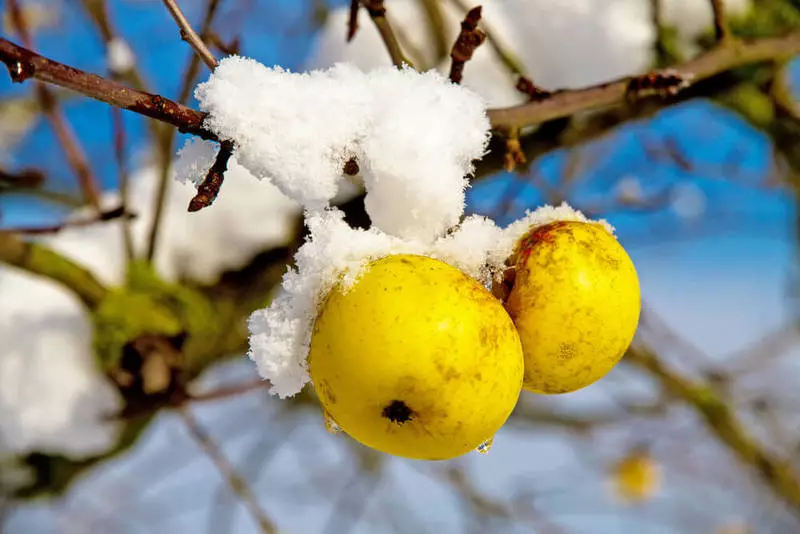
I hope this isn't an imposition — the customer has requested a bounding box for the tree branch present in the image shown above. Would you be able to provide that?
[626,346,800,515]
[0,231,108,309]
[0,37,214,139]
[360,0,415,68]
[188,140,233,212]
[7,0,102,211]
[148,0,222,256]
[161,0,219,69]
[487,35,800,129]
[180,407,277,534]
[448,6,486,84]
[710,0,731,44]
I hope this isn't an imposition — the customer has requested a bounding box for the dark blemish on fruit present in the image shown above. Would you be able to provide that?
[558,343,576,361]
[319,380,337,404]
[382,400,414,424]
[435,360,462,381]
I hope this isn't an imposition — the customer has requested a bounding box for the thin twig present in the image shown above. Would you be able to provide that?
[111,106,134,260]
[360,0,415,68]
[0,231,107,308]
[189,378,269,403]
[161,0,219,69]
[448,6,486,84]
[179,407,277,534]
[4,32,800,151]
[487,34,800,128]
[149,0,222,260]
[710,0,731,44]
[188,140,233,212]
[448,0,528,78]
[7,0,102,211]
[625,345,800,515]
[347,0,360,42]
[8,206,134,235]
[0,167,44,189]
[0,37,213,138]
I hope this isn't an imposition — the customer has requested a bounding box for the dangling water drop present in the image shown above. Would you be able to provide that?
[475,436,494,455]
[323,409,341,434]
[7,61,34,83]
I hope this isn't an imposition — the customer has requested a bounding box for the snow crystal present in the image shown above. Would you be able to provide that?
[195,58,490,242]
[306,0,526,107]
[247,202,609,398]
[174,137,218,186]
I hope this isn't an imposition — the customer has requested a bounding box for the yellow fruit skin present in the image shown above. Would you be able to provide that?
[506,221,640,394]
[612,451,661,503]
[309,254,523,460]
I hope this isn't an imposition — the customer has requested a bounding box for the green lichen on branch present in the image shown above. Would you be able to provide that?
[0,231,107,308]
[92,261,221,374]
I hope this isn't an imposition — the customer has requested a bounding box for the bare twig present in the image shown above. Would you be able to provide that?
[626,346,800,515]
[0,231,107,308]
[188,140,233,212]
[0,167,44,189]
[179,407,277,534]
[503,127,526,172]
[148,0,223,261]
[7,0,102,211]
[189,378,269,403]
[360,0,415,68]
[710,0,731,44]
[448,6,486,84]
[161,0,219,69]
[0,37,213,138]
[5,32,800,146]
[515,76,552,101]
[448,0,528,79]
[8,205,134,235]
[347,0,360,42]
[110,106,134,260]
[418,0,449,61]
[487,34,800,129]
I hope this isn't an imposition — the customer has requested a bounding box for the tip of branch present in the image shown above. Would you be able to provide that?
[464,6,483,28]
[347,0,360,42]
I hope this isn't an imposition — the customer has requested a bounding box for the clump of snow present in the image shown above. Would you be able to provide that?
[616,175,645,204]
[505,0,654,90]
[0,267,121,458]
[248,202,606,398]
[195,58,490,241]
[670,182,706,221]
[0,145,316,458]
[107,38,136,75]
[307,0,753,104]
[306,0,525,107]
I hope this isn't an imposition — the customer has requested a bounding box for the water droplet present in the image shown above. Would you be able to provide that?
[323,409,341,434]
[475,437,494,455]
[7,61,33,83]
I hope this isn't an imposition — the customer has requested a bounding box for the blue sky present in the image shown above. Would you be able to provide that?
[2,1,798,532]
